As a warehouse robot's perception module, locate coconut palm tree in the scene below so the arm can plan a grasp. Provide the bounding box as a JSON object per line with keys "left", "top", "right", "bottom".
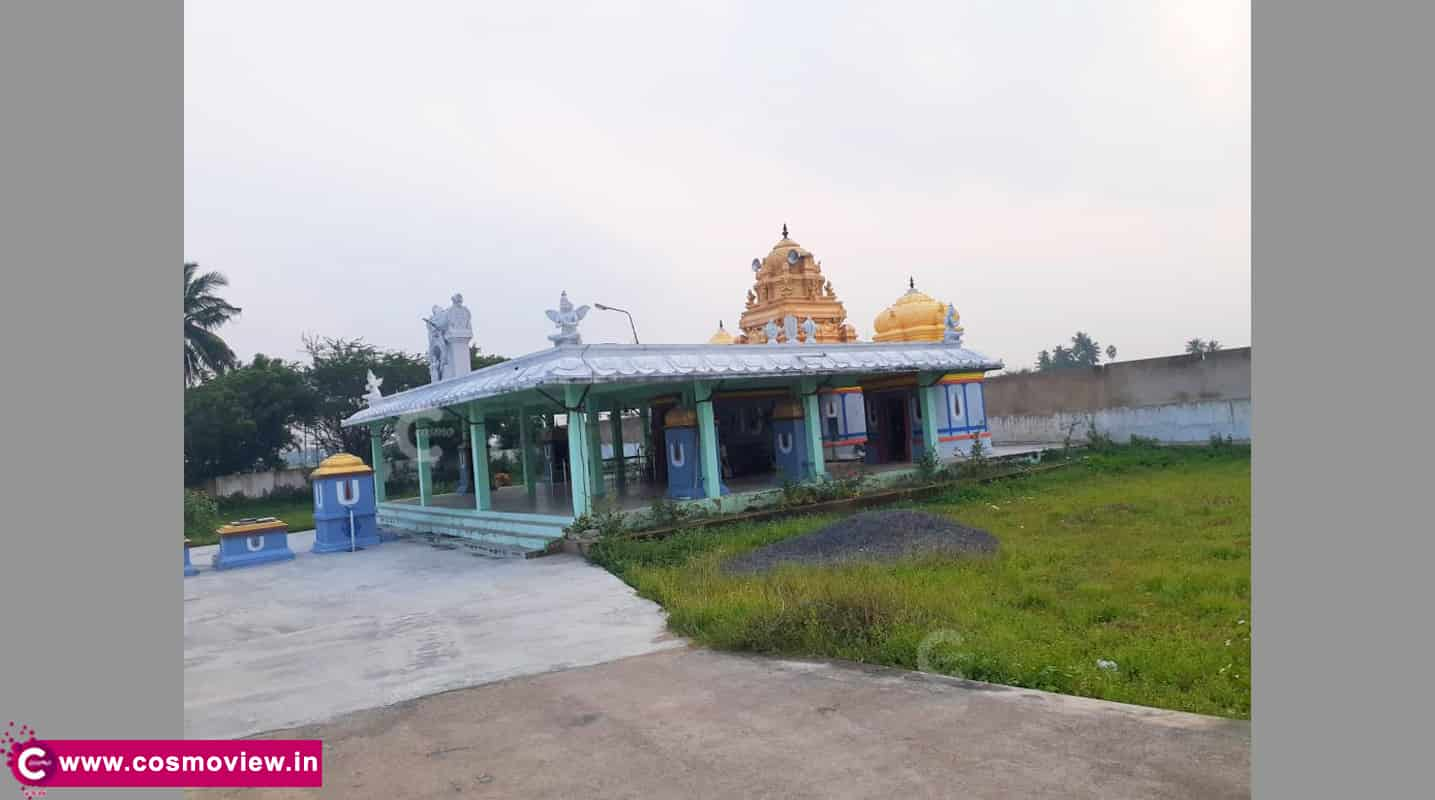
{"left": 184, "top": 261, "right": 241, "bottom": 385}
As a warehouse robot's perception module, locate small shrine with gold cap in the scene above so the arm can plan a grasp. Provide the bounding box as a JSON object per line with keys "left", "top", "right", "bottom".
{"left": 310, "top": 453, "right": 382, "bottom": 553}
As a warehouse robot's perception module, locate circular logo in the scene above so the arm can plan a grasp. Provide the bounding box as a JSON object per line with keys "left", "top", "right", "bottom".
{"left": 11, "top": 741, "right": 57, "bottom": 786}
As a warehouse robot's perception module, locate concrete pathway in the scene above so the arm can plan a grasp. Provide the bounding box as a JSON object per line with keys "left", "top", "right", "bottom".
{"left": 198, "top": 648, "right": 1250, "bottom": 799}
{"left": 184, "top": 534, "right": 684, "bottom": 739}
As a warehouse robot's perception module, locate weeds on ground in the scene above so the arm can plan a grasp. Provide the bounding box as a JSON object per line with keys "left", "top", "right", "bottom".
{"left": 594, "top": 441, "right": 1252, "bottom": 718}
{"left": 913, "top": 447, "right": 942, "bottom": 484}
{"left": 564, "top": 504, "right": 629, "bottom": 540}
{"left": 1085, "top": 423, "right": 1117, "bottom": 451}
{"left": 641, "top": 496, "right": 710, "bottom": 531}
{"left": 947, "top": 437, "right": 992, "bottom": 480}
{"left": 779, "top": 474, "right": 868, "bottom": 509}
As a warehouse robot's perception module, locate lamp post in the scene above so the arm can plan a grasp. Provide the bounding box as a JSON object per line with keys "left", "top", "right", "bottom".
{"left": 594, "top": 303, "right": 640, "bottom": 344}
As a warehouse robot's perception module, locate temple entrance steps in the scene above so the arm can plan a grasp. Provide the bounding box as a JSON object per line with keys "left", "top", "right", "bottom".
{"left": 377, "top": 503, "right": 568, "bottom": 558}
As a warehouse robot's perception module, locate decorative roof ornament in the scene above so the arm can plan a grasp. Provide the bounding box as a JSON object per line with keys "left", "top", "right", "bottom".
{"left": 707, "top": 320, "right": 736, "bottom": 345}
{"left": 802, "top": 317, "right": 817, "bottom": 344}
{"left": 763, "top": 319, "right": 780, "bottom": 344}
{"left": 545, "top": 290, "right": 590, "bottom": 347}
{"left": 364, "top": 369, "right": 385, "bottom": 405}
{"left": 943, "top": 303, "right": 965, "bottom": 346}
{"left": 782, "top": 223, "right": 789, "bottom": 239}
{"left": 783, "top": 314, "right": 799, "bottom": 343}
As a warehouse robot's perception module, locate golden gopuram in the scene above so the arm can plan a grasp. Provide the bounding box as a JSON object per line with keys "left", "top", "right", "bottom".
{"left": 730, "top": 225, "right": 860, "bottom": 344}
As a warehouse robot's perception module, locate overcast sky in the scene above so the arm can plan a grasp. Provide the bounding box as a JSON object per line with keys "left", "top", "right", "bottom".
{"left": 185, "top": 1, "right": 1249, "bottom": 372}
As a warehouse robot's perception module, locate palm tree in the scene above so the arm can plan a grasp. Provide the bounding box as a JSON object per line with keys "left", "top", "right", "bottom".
{"left": 1185, "top": 338, "right": 1207, "bottom": 356}
{"left": 184, "top": 261, "right": 242, "bottom": 385}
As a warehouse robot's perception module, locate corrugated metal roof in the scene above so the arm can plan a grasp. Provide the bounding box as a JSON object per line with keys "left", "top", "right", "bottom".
{"left": 342, "top": 341, "right": 1003, "bottom": 427}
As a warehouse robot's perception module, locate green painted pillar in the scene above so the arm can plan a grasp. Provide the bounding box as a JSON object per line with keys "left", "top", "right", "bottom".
{"left": 800, "top": 379, "right": 828, "bottom": 479}
{"left": 918, "top": 371, "right": 942, "bottom": 460}
{"left": 519, "top": 408, "right": 537, "bottom": 499}
{"left": 368, "top": 423, "right": 387, "bottom": 503}
{"left": 565, "top": 386, "right": 592, "bottom": 517}
{"left": 610, "top": 405, "right": 626, "bottom": 494}
{"left": 589, "top": 402, "right": 606, "bottom": 498}
{"left": 416, "top": 421, "right": 433, "bottom": 506}
{"left": 695, "top": 382, "right": 722, "bottom": 499}
{"left": 468, "top": 404, "right": 492, "bottom": 511}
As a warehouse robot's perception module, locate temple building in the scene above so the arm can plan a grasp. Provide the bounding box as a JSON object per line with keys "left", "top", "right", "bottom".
{"left": 343, "top": 229, "right": 1000, "bottom": 556}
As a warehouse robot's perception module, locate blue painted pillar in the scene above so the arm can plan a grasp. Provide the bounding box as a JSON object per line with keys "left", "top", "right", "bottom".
{"left": 800, "top": 379, "right": 827, "bottom": 478}
{"left": 695, "top": 382, "right": 722, "bottom": 499}
{"left": 468, "top": 403, "right": 492, "bottom": 511}
{"left": 918, "top": 372, "right": 942, "bottom": 460}
{"left": 416, "top": 421, "right": 433, "bottom": 506}
{"left": 368, "top": 423, "right": 386, "bottom": 503}
{"left": 565, "top": 386, "right": 593, "bottom": 517}
{"left": 772, "top": 399, "right": 808, "bottom": 481}
{"left": 663, "top": 407, "right": 703, "bottom": 500}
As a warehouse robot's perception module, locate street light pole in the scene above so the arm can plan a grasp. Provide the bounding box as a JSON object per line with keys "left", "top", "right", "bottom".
{"left": 594, "top": 303, "right": 640, "bottom": 344}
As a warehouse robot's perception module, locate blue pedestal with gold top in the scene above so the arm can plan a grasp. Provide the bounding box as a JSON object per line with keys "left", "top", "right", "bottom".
{"left": 309, "top": 453, "right": 382, "bottom": 554}
{"left": 211, "top": 517, "right": 295, "bottom": 570}
{"left": 184, "top": 539, "right": 199, "bottom": 577}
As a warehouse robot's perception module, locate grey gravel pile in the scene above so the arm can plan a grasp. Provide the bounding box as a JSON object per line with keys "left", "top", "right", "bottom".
{"left": 723, "top": 509, "right": 998, "bottom": 575}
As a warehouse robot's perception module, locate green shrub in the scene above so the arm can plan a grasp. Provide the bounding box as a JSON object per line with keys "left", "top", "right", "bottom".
{"left": 640, "top": 496, "right": 707, "bottom": 530}
{"left": 183, "top": 489, "right": 221, "bottom": 541}
{"left": 564, "top": 505, "right": 628, "bottom": 540}
{"left": 914, "top": 447, "right": 942, "bottom": 484}
{"left": 949, "top": 437, "right": 991, "bottom": 480}
{"left": 1085, "top": 425, "right": 1116, "bottom": 451}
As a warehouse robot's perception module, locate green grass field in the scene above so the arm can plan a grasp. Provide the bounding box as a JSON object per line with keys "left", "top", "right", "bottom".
{"left": 591, "top": 444, "right": 1252, "bottom": 718}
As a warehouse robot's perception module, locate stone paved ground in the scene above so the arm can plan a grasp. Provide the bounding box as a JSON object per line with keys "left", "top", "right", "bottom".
{"left": 193, "top": 648, "right": 1249, "bottom": 800}
{"left": 185, "top": 536, "right": 684, "bottom": 739}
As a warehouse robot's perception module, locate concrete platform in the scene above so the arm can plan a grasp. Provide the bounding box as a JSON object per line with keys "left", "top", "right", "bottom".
{"left": 204, "top": 648, "right": 1250, "bottom": 799}
{"left": 183, "top": 536, "right": 684, "bottom": 739}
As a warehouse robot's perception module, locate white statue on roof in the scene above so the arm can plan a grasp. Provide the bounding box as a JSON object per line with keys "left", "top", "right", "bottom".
{"left": 364, "top": 369, "right": 385, "bottom": 405}
{"left": 801, "top": 316, "right": 817, "bottom": 344}
{"left": 763, "top": 319, "right": 780, "bottom": 344}
{"left": 546, "top": 291, "right": 590, "bottom": 346}
{"left": 424, "top": 305, "right": 449, "bottom": 383}
{"left": 423, "top": 293, "right": 476, "bottom": 383}
{"left": 446, "top": 293, "right": 472, "bottom": 337}
{"left": 943, "top": 303, "right": 964, "bottom": 346}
